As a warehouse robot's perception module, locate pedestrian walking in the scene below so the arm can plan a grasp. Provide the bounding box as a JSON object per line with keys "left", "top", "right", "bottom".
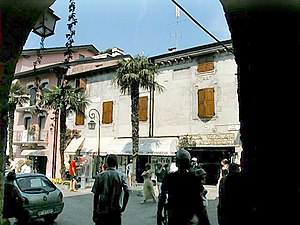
{"left": 21, "top": 160, "right": 32, "bottom": 173}
{"left": 69, "top": 157, "right": 78, "bottom": 192}
{"left": 126, "top": 159, "right": 134, "bottom": 186}
{"left": 155, "top": 163, "right": 168, "bottom": 195}
{"left": 92, "top": 154, "right": 130, "bottom": 225}
{"left": 190, "top": 156, "right": 201, "bottom": 173}
{"left": 141, "top": 163, "right": 156, "bottom": 204}
{"left": 196, "top": 168, "right": 209, "bottom": 208}
{"left": 157, "top": 149, "right": 210, "bottom": 225}
{"left": 217, "top": 163, "right": 245, "bottom": 225}
{"left": 216, "top": 158, "right": 229, "bottom": 196}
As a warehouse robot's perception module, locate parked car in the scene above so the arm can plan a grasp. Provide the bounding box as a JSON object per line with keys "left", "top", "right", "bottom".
{"left": 6, "top": 172, "right": 64, "bottom": 223}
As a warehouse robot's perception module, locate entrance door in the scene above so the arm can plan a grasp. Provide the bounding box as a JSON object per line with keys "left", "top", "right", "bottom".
{"left": 189, "top": 147, "right": 235, "bottom": 185}
{"left": 30, "top": 156, "right": 47, "bottom": 174}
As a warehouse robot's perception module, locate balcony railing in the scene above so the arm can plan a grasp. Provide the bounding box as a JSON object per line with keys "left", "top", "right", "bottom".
{"left": 13, "top": 130, "right": 49, "bottom": 145}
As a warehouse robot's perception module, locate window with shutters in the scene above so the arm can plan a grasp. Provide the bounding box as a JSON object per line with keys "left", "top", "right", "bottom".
{"left": 75, "top": 79, "right": 87, "bottom": 125}
{"left": 139, "top": 96, "right": 148, "bottom": 121}
{"left": 197, "top": 61, "right": 214, "bottom": 73}
{"left": 198, "top": 88, "right": 215, "bottom": 118}
{"left": 102, "top": 101, "right": 113, "bottom": 124}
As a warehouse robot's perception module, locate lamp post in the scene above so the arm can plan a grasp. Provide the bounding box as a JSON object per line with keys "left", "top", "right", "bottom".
{"left": 88, "top": 108, "right": 101, "bottom": 174}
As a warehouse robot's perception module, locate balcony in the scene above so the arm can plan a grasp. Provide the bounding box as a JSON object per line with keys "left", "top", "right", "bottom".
{"left": 13, "top": 130, "right": 49, "bottom": 145}
{"left": 15, "top": 96, "right": 46, "bottom": 113}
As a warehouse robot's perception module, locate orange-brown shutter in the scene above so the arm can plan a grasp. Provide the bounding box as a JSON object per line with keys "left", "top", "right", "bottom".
{"left": 198, "top": 90, "right": 206, "bottom": 117}
{"left": 102, "top": 101, "right": 113, "bottom": 124}
{"left": 197, "top": 63, "right": 205, "bottom": 73}
{"left": 80, "top": 79, "right": 87, "bottom": 90}
{"left": 75, "top": 79, "right": 87, "bottom": 125}
{"left": 197, "top": 62, "right": 214, "bottom": 73}
{"left": 198, "top": 88, "right": 215, "bottom": 118}
{"left": 75, "top": 110, "right": 85, "bottom": 125}
{"left": 205, "top": 62, "right": 214, "bottom": 71}
{"left": 205, "top": 88, "right": 215, "bottom": 117}
{"left": 139, "top": 96, "right": 148, "bottom": 121}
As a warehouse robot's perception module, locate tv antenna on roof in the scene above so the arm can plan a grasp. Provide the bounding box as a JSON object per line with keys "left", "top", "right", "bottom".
{"left": 170, "top": 5, "right": 186, "bottom": 50}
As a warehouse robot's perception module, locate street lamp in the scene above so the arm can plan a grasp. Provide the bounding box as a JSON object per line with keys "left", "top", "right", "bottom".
{"left": 32, "top": 8, "right": 60, "bottom": 38}
{"left": 88, "top": 108, "right": 101, "bottom": 174}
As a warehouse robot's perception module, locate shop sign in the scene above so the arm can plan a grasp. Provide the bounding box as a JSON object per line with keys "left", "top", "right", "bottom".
{"left": 193, "top": 133, "right": 236, "bottom": 146}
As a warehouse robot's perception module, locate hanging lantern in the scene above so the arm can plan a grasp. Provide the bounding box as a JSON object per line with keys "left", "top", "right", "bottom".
{"left": 32, "top": 8, "right": 60, "bottom": 38}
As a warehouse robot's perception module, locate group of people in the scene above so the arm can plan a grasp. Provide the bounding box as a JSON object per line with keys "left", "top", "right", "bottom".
{"left": 90, "top": 151, "right": 212, "bottom": 225}
{"left": 6, "top": 158, "right": 32, "bottom": 174}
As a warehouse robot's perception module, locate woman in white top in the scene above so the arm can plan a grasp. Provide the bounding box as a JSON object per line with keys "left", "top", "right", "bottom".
{"left": 21, "top": 160, "right": 32, "bottom": 173}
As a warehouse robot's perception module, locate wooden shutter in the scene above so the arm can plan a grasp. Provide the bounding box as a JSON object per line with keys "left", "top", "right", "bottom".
{"left": 205, "top": 62, "right": 214, "bottom": 71}
{"left": 102, "top": 101, "right": 113, "bottom": 124}
{"left": 139, "top": 96, "right": 148, "bottom": 121}
{"left": 197, "top": 62, "right": 214, "bottom": 73}
{"left": 75, "top": 110, "right": 85, "bottom": 125}
{"left": 198, "top": 88, "right": 215, "bottom": 118}
{"left": 75, "top": 79, "right": 87, "bottom": 125}
{"left": 79, "top": 79, "right": 86, "bottom": 90}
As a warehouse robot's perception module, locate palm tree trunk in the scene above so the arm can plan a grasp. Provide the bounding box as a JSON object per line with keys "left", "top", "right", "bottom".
{"left": 59, "top": 106, "right": 67, "bottom": 180}
{"left": 8, "top": 107, "right": 15, "bottom": 159}
{"left": 131, "top": 85, "right": 139, "bottom": 185}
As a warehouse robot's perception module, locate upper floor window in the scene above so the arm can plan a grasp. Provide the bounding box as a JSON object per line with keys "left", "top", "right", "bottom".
{"left": 139, "top": 96, "right": 148, "bottom": 122}
{"left": 79, "top": 54, "right": 85, "bottom": 59}
{"left": 198, "top": 88, "right": 215, "bottom": 118}
{"left": 24, "top": 117, "right": 31, "bottom": 130}
{"left": 102, "top": 101, "right": 113, "bottom": 124}
{"left": 197, "top": 61, "right": 214, "bottom": 73}
{"left": 75, "top": 79, "right": 87, "bottom": 126}
{"left": 29, "top": 88, "right": 36, "bottom": 106}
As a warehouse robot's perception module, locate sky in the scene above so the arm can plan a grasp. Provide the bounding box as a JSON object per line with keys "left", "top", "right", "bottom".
{"left": 24, "top": 0, "right": 231, "bottom": 57}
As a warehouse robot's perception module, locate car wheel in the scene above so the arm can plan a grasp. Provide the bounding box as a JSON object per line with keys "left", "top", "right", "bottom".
{"left": 44, "top": 214, "right": 58, "bottom": 223}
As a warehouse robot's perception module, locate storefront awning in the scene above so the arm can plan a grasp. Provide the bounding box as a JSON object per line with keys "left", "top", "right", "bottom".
{"left": 80, "top": 137, "right": 112, "bottom": 156}
{"left": 21, "top": 149, "right": 49, "bottom": 157}
{"left": 107, "top": 137, "right": 178, "bottom": 156}
{"left": 64, "top": 137, "right": 85, "bottom": 155}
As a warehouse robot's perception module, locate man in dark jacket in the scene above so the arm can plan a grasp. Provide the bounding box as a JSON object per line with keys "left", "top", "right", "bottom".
{"left": 92, "top": 154, "right": 130, "bottom": 225}
{"left": 157, "top": 150, "right": 210, "bottom": 225}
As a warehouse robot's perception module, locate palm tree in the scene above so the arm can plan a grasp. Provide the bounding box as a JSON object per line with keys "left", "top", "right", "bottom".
{"left": 40, "top": 82, "right": 90, "bottom": 179}
{"left": 113, "top": 55, "right": 163, "bottom": 184}
{"left": 8, "top": 81, "right": 29, "bottom": 159}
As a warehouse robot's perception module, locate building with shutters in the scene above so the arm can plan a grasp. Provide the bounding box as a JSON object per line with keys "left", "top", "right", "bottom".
{"left": 11, "top": 45, "right": 100, "bottom": 178}
{"left": 11, "top": 40, "right": 241, "bottom": 183}
{"left": 64, "top": 40, "right": 242, "bottom": 184}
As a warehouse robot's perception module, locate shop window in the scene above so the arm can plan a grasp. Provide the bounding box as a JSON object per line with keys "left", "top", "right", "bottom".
{"left": 102, "top": 101, "right": 113, "bottom": 124}
{"left": 139, "top": 96, "right": 148, "bottom": 121}
{"left": 198, "top": 88, "right": 215, "bottom": 118}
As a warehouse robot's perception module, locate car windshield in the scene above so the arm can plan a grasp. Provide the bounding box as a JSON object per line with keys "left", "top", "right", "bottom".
{"left": 16, "top": 176, "right": 56, "bottom": 193}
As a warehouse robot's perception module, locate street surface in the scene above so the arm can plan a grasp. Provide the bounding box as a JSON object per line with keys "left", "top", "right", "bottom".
{"left": 9, "top": 185, "right": 219, "bottom": 225}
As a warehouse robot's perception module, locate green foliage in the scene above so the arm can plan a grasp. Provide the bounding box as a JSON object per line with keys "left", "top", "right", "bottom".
{"left": 113, "top": 55, "right": 164, "bottom": 94}
{"left": 8, "top": 80, "right": 29, "bottom": 109}
{"left": 39, "top": 83, "right": 90, "bottom": 115}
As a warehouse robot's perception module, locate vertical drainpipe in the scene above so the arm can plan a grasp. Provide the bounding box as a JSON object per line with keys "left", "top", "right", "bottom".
{"left": 149, "top": 72, "right": 155, "bottom": 137}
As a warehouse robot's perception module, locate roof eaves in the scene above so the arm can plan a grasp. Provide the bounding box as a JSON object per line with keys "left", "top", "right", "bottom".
{"left": 150, "top": 39, "right": 232, "bottom": 63}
